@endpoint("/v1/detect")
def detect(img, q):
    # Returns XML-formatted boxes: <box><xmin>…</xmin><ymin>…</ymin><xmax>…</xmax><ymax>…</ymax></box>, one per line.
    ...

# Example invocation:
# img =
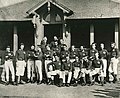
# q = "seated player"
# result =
<box><xmin>61</xmin><ymin>56</ymin><xmax>72</xmax><ymax>87</ymax></box>
<box><xmin>72</xmin><ymin>56</ymin><xmax>82</xmax><ymax>86</ymax></box>
<box><xmin>89</xmin><ymin>53</ymin><xmax>104</xmax><ymax>86</ymax></box>
<box><xmin>47</xmin><ymin>56</ymin><xmax>62</xmax><ymax>86</ymax></box>
<box><xmin>80</xmin><ymin>56</ymin><xmax>92</xmax><ymax>86</ymax></box>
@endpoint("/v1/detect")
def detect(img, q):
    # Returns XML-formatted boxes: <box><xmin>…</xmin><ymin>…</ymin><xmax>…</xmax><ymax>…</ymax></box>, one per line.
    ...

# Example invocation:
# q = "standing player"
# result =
<box><xmin>34</xmin><ymin>46</ymin><xmax>43</xmax><ymax>84</ymax></box>
<box><xmin>27</xmin><ymin>45</ymin><xmax>36</xmax><ymax>83</ymax></box>
<box><xmin>4</xmin><ymin>46</ymin><xmax>16</xmax><ymax>85</ymax></box>
<box><xmin>99</xmin><ymin>43</ymin><xmax>108</xmax><ymax>83</ymax></box>
<box><xmin>44</xmin><ymin>45</ymin><xmax>53</xmax><ymax>79</ymax></box>
<box><xmin>15</xmin><ymin>43</ymin><xmax>27</xmax><ymax>85</ymax></box>
<box><xmin>78</xmin><ymin>45</ymin><xmax>88</xmax><ymax>60</ymax></box>
<box><xmin>108</xmin><ymin>42</ymin><xmax>119</xmax><ymax>83</ymax></box>
<box><xmin>89</xmin><ymin>43</ymin><xmax>98</xmax><ymax>61</ymax></box>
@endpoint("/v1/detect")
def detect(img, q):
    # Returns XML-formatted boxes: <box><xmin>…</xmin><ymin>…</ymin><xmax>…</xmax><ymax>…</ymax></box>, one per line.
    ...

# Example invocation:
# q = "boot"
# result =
<box><xmin>81</xmin><ymin>77</ymin><xmax>86</xmax><ymax>86</ymax></box>
<box><xmin>111</xmin><ymin>73</ymin><xmax>117</xmax><ymax>83</ymax></box>
<box><xmin>5</xmin><ymin>81</ymin><xmax>9</xmax><ymax>86</ymax></box>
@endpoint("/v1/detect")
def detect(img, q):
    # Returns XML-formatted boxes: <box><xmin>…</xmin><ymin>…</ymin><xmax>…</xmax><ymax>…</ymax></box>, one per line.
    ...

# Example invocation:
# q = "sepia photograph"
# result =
<box><xmin>0</xmin><ymin>0</ymin><xmax>120</xmax><ymax>98</ymax></box>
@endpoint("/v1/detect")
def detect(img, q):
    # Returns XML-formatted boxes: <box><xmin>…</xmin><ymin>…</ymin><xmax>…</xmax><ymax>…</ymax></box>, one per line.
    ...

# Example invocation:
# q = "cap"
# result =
<box><xmin>7</xmin><ymin>46</ymin><xmax>10</xmax><ymax>48</ymax></box>
<box><xmin>20</xmin><ymin>43</ymin><xmax>24</xmax><ymax>45</ymax></box>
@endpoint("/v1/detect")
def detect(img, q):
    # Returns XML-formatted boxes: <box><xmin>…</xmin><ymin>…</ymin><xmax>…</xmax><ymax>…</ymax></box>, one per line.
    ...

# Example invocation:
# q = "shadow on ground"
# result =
<box><xmin>92</xmin><ymin>83</ymin><xmax>120</xmax><ymax>98</ymax></box>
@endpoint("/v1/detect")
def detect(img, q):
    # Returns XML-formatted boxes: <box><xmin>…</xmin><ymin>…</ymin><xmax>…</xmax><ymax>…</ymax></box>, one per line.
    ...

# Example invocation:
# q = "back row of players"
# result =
<box><xmin>2</xmin><ymin>36</ymin><xmax>119</xmax><ymax>86</ymax></box>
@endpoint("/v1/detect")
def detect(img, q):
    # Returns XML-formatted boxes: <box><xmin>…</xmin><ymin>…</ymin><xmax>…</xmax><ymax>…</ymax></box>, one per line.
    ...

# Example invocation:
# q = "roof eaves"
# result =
<box><xmin>26</xmin><ymin>0</ymin><xmax>48</xmax><ymax>14</ymax></box>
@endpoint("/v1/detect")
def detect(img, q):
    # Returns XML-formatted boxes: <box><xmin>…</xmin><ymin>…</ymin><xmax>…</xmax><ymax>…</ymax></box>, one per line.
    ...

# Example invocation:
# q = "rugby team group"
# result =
<box><xmin>0</xmin><ymin>36</ymin><xmax>119</xmax><ymax>87</ymax></box>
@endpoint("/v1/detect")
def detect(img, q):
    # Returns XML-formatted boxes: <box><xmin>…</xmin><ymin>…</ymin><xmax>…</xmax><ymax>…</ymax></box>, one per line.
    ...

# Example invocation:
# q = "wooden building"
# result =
<box><xmin>0</xmin><ymin>0</ymin><xmax>120</xmax><ymax>53</ymax></box>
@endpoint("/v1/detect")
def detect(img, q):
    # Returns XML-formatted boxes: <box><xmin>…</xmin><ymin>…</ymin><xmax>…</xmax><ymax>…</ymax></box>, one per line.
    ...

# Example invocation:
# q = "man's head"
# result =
<box><xmin>31</xmin><ymin>45</ymin><xmax>35</xmax><ymax>50</ymax></box>
<box><xmin>100</xmin><ymin>43</ymin><xmax>104</xmax><ymax>49</ymax></box>
<box><xmin>6</xmin><ymin>46</ymin><xmax>10</xmax><ymax>52</ymax></box>
<box><xmin>20</xmin><ymin>43</ymin><xmax>24</xmax><ymax>50</ymax></box>
<box><xmin>91</xmin><ymin>43</ymin><xmax>96</xmax><ymax>49</ymax></box>
<box><xmin>63</xmin><ymin>45</ymin><xmax>67</xmax><ymax>51</ymax></box>
<box><xmin>75</xmin><ymin>56</ymin><xmax>79</xmax><ymax>62</ymax></box>
<box><xmin>37</xmin><ymin>46</ymin><xmax>41</xmax><ymax>52</ymax></box>
<box><xmin>71</xmin><ymin>45</ymin><xmax>75</xmax><ymax>51</ymax></box>
<box><xmin>111</xmin><ymin>42</ymin><xmax>116</xmax><ymax>48</ymax></box>
<box><xmin>95</xmin><ymin>52</ymin><xmax>99</xmax><ymax>58</ymax></box>
<box><xmin>60</xmin><ymin>39</ymin><xmax>64</xmax><ymax>44</ymax></box>
<box><xmin>54</xmin><ymin>36</ymin><xmax>58</xmax><ymax>41</ymax></box>
<box><xmin>54</xmin><ymin>41</ymin><xmax>58</xmax><ymax>46</ymax></box>
<box><xmin>54</xmin><ymin>56</ymin><xmax>60</xmax><ymax>61</ymax></box>
<box><xmin>80</xmin><ymin>45</ymin><xmax>84</xmax><ymax>50</ymax></box>
<box><xmin>46</xmin><ymin>45</ymin><xmax>50</xmax><ymax>50</ymax></box>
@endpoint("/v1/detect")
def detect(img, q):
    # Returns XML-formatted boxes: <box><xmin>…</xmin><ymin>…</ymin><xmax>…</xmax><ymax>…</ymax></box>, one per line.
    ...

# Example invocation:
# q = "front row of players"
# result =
<box><xmin>2</xmin><ymin>42</ymin><xmax>119</xmax><ymax>87</ymax></box>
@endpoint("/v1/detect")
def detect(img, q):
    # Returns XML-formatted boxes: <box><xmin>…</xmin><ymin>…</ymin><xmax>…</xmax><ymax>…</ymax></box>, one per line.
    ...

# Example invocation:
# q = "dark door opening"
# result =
<box><xmin>70</xmin><ymin>20</ymin><xmax>90</xmax><ymax>48</ymax></box>
<box><xmin>0</xmin><ymin>22</ymin><xmax>13</xmax><ymax>50</ymax></box>
<box><xmin>18</xmin><ymin>22</ymin><xmax>34</xmax><ymax>50</ymax></box>
<box><xmin>44</xmin><ymin>24</ymin><xmax>62</xmax><ymax>44</ymax></box>
<box><xmin>94</xmin><ymin>19</ymin><xmax>115</xmax><ymax>50</ymax></box>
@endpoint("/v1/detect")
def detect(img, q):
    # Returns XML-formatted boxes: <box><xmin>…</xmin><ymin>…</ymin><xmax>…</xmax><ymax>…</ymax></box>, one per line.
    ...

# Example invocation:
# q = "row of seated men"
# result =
<box><xmin>0</xmin><ymin>36</ymin><xmax>119</xmax><ymax>87</ymax></box>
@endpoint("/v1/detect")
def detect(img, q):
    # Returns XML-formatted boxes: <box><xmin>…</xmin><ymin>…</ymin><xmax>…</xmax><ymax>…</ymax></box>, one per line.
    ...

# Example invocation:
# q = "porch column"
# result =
<box><xmin>63</xmin><ymin>16</ymin><xmax>71</xmax><ymax>49</ymax></box>
<box><xmin>90</xmin><ymin>24</ymin><xmax>94</xmax><ymax>45</ymax></box>
<box><xmin>35</xmin><ymin>18</ymin><xmax>44</xmax><ymax>47</ymax></box>
<box><xmin>115</xmin><ymin>22</ymin><xmax>119</xmax><ymax>49</ymax></box>
<box><xmin>13</xmin><ymin>25</ymin><xmax>18</xmax><ymax>55</ymax></box>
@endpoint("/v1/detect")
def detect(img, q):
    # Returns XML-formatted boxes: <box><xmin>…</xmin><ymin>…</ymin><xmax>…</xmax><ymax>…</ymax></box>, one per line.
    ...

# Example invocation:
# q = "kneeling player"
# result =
<box><xmin>89</xmin><ymin>53</ymin><xmax>104</xmax><ymax>86</ymax></box>
<box><xmin>47</xmin><ymin>56</ymin><xmax>62</xmax><ymax>86</ymax></box>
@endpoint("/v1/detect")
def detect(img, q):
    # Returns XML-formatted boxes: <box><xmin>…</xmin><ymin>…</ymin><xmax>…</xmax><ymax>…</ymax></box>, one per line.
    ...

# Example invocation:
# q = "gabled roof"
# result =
<box><xmin>0</xmin><ymin>0</ymin><xmax>120</xmax><ymax>21</ymax></box>
<box><xmin>27</xmin><ymin>0</ymin><xmax>73</xmax><ymax>15</ymax></box>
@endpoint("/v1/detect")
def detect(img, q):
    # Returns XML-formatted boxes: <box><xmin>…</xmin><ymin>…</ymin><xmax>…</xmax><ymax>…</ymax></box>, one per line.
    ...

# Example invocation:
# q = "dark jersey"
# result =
<box><xmin>62</xmin><ymin>60</ymin><xmax>72</xmax><ymax>71</ymax></box>
<box><xmin>82</xmin><ymin>59</ymin><xmax>92</xmax><ymax>69</ymax></box>
<box><xmin>109</xmin><ymin>48</ymin><xmax>119</xmax><ymax>58</ymax></box>
<box><xmin>34</xmin><ymin>51</ymin><xmax>43</xmax><ymax>60</ymax></box>
<box><xmin>69</xmin><ymin>49</ymin><xmax>78</xmax><ymax>59</ymax></box>
<box><xmin>27</xmin><ymin>49</ymin><xmax>36</xmax><ymax>60</ymax></box>
<box><xmin>89</xmin><ymin>49</ymin><xmax>98</xmax><ymax>60</ymax></box>
<box><xmin>72</xmin><ymin>61</ymin><xmax>82</xmax><ymax>71</ymax></box>
<box><xmin>92</xmin><ymin>59</ymin><xmax>103</xmax><ymax>69</ymax></box>
<box><xmin>99</xmin><ymin>49</ymin><xmax>108</xmax><ymax>59</ymax></box>
<box><xmin>15</xmin><ymin>49</ymin><xmax>27</xmax><ymax>61</ymax></box>
<box><xmin>4</xmin><ymin>51</ymin><xmax>14</xmax><ymax>61</ymax></box>
<box><xmin>44</xmin><ymin>50</ymin><xmax>53</xmax><ymax>60</ymax></box>
<box><xmin>78</xmin><ymin>49</ymin><xmax>88</xmax><ymax>59</ymax></box>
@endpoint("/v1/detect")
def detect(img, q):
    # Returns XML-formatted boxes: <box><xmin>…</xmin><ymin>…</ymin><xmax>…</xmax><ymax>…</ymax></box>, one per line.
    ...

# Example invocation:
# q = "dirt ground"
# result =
<box><xmin>0</xmin><ymin>82</ymin><xmax>120</xmax><ymax>98</ymax></box>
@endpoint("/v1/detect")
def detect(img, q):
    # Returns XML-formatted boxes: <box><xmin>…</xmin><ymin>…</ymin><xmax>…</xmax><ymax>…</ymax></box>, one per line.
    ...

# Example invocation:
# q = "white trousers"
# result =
<box><xmin>73</xmin><ymin>67</ymin><xmax>80</xmax><ymax>79</ymax></box>
<box><xmin>27</xmin><ymin>60</ymin><xmax>35</xmax><ymax>79</ymax></box>
<box><xmin>4</xmin><ymin>60</ymin><xmax>15</xmax><ymax>81</ymax></box>
<box><xmin>101</xmin><ymin>59</ymin><xmax>107</xmax><ymax>77</ymax></box>
<box><xmin>62</xmin><ymin>71</ymin><xmax>72</xmax><ymax>83</ymax></box>
<box><xmin>35</xmin><ymin>60</ymin><xmax>42</xmax><ymax>81</ymax></box>
<box><xmin>108</xmin><ymin>58</ymin><xmax>119</xmax><ymax>75</ymax></box>
<box><xmin>16</xmin><ymin>61</ymin><xmax>26</xmax><ymax>76</ymax></box>
<box><xmin>45</xmin><ymin>60</ymin><xmax>52</xmax><ymax>76</ymax></box>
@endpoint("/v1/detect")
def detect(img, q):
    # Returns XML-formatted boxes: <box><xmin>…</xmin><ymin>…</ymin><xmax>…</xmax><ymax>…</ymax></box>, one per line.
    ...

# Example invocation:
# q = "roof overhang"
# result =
<box><xmin>26</xmin><ymin>0</ymin><xmax>73</xmax><ymax>16</ymax></box>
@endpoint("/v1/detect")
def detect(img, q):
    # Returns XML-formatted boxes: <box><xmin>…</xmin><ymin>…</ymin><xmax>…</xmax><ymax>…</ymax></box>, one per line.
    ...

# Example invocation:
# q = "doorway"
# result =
<box><xmin>44</xmin><ymin>24</ymin><xmax>62</xmax><ymax>44</ymax></box>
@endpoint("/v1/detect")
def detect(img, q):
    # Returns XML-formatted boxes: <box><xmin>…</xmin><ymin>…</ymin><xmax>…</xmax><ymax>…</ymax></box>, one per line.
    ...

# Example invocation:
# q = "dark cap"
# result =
<box><xmin>20</xmin><ymin>43</ymin><xmax>24</xmax><ymax>45</ymax></box>
<box><xmin>7</xmin><ymin>46</ymin><xmax>10</xmax><ymax>48</ymax></box>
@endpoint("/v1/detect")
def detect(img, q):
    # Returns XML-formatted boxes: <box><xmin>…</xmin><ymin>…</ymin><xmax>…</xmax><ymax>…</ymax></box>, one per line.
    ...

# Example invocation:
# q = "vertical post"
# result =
<box><xmin>35</xmin><ymin>18</ymin><xmax>44</xmax><ymax>47</ymax></box>
<box><xmin>90</xmin><ymin>24</ymin><xmax>94</xmax><ymax>45</ymax></box>
<box><xmin>13</xmin><ymin>25</ymin><xmax>18</xmax><ymax>55</ymax></box>
<box><xmin>115</xmin><ymin>22</ymin><xmax>119</xmax><ymax>49</ymax></box>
